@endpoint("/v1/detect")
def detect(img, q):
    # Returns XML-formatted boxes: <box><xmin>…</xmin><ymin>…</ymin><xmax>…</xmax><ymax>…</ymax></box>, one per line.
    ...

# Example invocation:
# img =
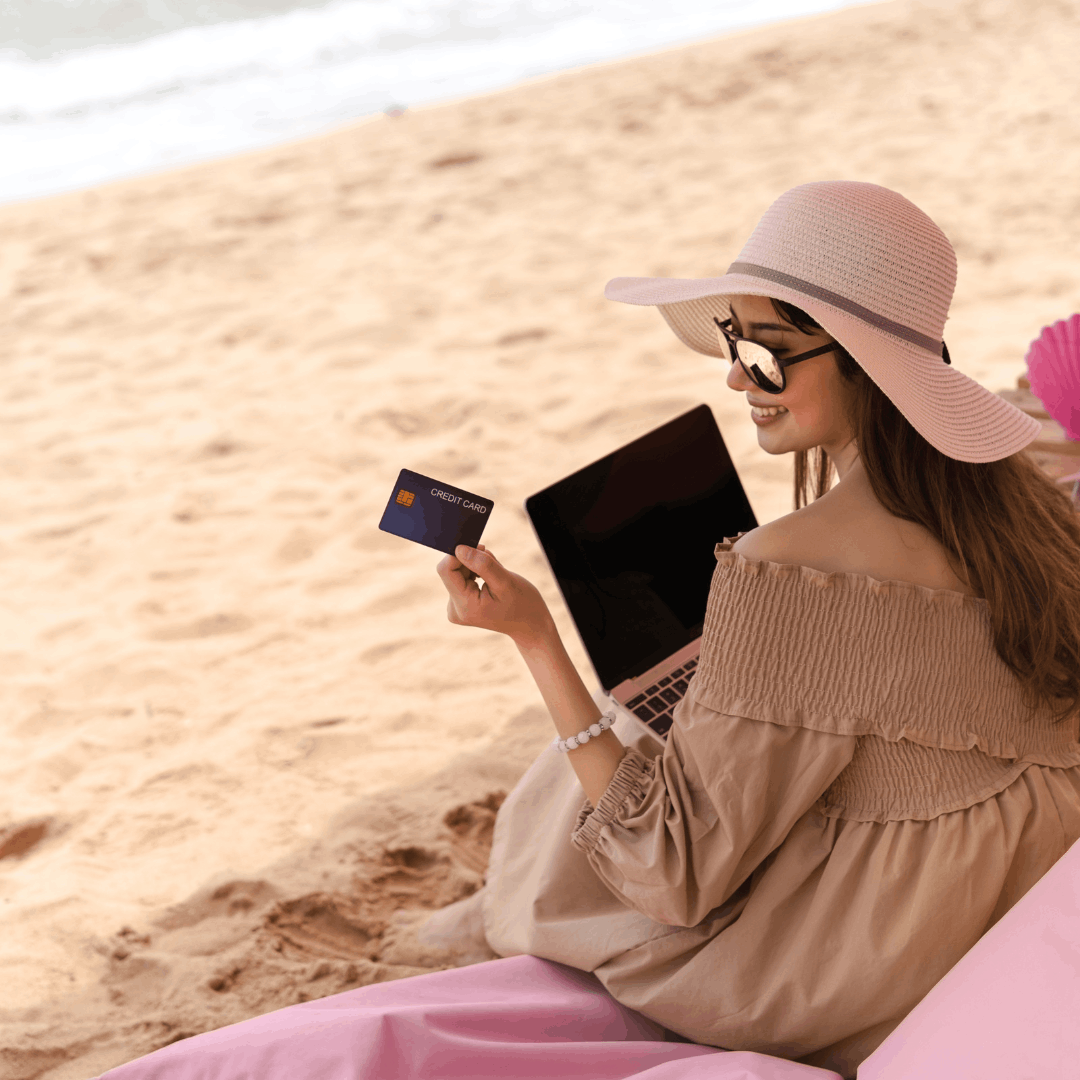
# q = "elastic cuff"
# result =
<box><xmin>569</xmin><ymin>747</ymin><xmax>655</xmax><ymax>854</ymax></box>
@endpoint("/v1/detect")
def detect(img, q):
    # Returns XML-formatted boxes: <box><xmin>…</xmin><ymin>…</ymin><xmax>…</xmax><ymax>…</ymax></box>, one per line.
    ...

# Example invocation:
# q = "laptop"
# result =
<box><xmin>523</xmin><ymin>403</ymin><xmax>758</xmax><ymax>746</ymax></box>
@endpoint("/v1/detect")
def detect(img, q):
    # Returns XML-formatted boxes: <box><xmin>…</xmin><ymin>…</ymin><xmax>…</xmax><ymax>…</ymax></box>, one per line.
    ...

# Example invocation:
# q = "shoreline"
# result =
<box><xmin>0</xmin><ymin>0</ymin><xmax>883</xmax><ymax>208</ymax></box>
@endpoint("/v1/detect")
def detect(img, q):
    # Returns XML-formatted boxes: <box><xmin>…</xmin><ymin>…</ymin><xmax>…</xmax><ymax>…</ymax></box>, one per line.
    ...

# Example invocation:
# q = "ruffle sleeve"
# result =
<box><xmin>569</xmin><ymin>686</ymin><xmax>857</xmax><ymax>928</ymax></box>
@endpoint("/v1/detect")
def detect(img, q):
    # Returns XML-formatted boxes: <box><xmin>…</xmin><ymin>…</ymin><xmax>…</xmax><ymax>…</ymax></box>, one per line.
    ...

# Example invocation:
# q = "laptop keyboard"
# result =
<box><xmin>624</xmin><ymin>657</ymin><xmax>698</xmax><ymax>739</ymax></box>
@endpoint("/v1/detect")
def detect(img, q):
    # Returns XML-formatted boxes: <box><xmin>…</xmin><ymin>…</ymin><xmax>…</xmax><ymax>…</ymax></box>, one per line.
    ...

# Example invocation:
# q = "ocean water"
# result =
<box><xmin>0</xmin><ymin>0</ymin><xmax>871</xmax><ymax>206</ymax></box>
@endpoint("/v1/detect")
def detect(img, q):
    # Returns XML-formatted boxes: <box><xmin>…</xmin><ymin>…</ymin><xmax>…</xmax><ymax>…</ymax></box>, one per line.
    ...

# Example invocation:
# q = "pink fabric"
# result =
<box><xmin>93</xmin><ymin>831</ymin><xmax>1080</xmax><ymax>1080</ymax></box>
<box><xmin>859</xmin><ymin>834</ymin><xmax>1080</xmax><ymax>1079</ymax></box>
<box><xmin>95</xmin><ymin>955</ymin><xmax>843</xmax><ymax>1080</ymax></box>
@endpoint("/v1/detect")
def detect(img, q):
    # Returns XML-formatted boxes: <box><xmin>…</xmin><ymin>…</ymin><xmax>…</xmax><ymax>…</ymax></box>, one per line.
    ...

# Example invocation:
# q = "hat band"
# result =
<box><xmin>727</xmin><ymin>261</ymin><xmax>942</xmax><ymax>354</ymax></box>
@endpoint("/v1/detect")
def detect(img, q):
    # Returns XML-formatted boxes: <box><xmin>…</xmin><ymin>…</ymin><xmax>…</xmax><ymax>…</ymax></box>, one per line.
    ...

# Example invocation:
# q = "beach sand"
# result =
<box><xmin>1</xmin><ymin>0</ymin><xmax>1079</xmax><ymax>1075</ymax></box>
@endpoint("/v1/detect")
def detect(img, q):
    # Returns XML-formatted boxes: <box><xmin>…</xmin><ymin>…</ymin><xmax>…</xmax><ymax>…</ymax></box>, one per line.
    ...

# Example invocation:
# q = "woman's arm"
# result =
<box><xmin>514</xmin><ymin>625</ymin><xmax>629</xmax><ymax>809</ymax></box>
<box><xmin>570</xmin><ymin>706</ymin><xmax>857</xmax><ymax>926</ymax></box>
<box><xmin>436</xmin><ymin>543</ymin><xmax>629</xmax><ymax>807</ymax></box>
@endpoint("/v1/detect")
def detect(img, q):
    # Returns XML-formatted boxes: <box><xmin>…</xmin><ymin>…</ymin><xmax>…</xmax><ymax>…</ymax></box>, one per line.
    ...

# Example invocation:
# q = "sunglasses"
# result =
<box><xmin>713</xmin><ymin>316</ymin><xmax>840</xmax><ymax>395</ymax></box>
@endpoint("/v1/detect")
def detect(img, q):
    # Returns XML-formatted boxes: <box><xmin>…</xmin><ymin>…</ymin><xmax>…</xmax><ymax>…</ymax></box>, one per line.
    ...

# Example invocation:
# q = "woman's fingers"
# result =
<box><xmin>436</xmin><ymin>543</ymin><xmax>549</xmax><ymax>640</ymax></box>
<box><xmin>438</xmin><ymin>545</ymin><xmax>491</xmax><ymax>624</ymax></box>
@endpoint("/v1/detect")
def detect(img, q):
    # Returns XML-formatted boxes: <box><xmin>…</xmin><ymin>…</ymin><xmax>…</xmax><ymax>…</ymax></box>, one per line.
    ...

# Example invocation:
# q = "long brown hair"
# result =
<box><xmin>773</xmin><ymin>298</ymin><xmax>1080</xmax><ymax>727</ymax></box>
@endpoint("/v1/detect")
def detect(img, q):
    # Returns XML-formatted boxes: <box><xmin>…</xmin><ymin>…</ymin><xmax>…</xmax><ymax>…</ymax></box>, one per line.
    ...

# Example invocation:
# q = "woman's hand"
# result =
<box><xmin>436</xmin><ymin>544</ymin><xmax>554</xmax><ymax>647</ymax></box>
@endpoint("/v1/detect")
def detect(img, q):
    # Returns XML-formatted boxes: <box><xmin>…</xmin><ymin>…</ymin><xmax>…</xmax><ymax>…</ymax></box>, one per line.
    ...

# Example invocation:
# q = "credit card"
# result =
<box><xmin>378</xmin><ymin>468</ymin><xmax>494</xmax><ymax>556</ymax></box>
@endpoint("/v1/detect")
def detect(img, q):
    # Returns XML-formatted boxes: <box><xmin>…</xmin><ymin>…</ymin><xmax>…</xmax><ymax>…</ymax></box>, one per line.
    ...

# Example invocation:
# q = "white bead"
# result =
<box><xmin>566</xmin><ymin>736</ymin><xmax>578</xmax><ymax>749</ymax></box>
<box><xmin>577</xmin><ymin>729</ymin><xmax>591</xmax><ymax>743</ymax></box>
<box><xmin>589</xmin><ymin>723</ymin><xmax>603</xmax><ymax>738</ymax></box>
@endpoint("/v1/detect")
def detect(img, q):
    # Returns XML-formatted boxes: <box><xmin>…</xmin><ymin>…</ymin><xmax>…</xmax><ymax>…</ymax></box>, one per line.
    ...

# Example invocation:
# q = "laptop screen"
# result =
<box><xmin>524</xmin><ymin>404</ymin><xmax>758</xmax><ymax>694</ymax></box>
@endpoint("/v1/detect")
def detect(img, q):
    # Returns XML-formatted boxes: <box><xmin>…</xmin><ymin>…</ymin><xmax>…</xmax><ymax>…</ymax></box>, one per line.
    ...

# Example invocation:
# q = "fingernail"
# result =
<box><xmin>456</xmin><ymin>545</ymin><xmax>471</xmax><ymax>559</ymax></box>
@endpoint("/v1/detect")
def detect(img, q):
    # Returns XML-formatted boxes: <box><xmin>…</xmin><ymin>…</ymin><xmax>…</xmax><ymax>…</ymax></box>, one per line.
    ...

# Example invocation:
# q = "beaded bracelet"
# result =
<box><xmin>552</xmin><ymin>709</ymin><xmax>617</xmax><ymax>753</ymax></box>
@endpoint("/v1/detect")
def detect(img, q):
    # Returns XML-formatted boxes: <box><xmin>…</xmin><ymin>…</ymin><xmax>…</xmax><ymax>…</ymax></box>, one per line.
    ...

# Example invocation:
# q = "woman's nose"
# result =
<box><xmin>726</xmin><ymin>357</ymin><xmax>751</xmax><ymax>392</ymax></box>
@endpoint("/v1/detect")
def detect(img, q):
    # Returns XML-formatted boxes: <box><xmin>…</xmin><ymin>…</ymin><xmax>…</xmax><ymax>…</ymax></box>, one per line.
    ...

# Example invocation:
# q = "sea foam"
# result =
<box><xmin>0</xmin><ymin>0</ymin><xmax>864</xmax><ymax>206</ymax></box>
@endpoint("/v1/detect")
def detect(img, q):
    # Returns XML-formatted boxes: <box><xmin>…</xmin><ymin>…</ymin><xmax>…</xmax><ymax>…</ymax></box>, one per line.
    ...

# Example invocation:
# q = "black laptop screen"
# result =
<box><xmin>524</xmin><ymin>404</ymin><xmax>758</xmax><ymax>694</ymax></box>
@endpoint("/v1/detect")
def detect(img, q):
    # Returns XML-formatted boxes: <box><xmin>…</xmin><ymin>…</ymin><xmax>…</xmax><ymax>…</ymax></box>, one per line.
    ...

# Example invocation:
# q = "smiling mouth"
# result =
<box><xmin>751</xmin><ymin>405</ymin><xmax>789</xmax><ymax>417</ymax></box>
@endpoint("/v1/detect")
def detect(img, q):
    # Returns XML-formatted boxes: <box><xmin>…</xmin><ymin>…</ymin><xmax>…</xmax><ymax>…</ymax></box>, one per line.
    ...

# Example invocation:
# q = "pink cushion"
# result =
<box><xmin>95</xmin><ymin>953</ymin><xmax>843</xmax><ymax>1080</ymax></box>
<box><xmin>629</xmin><ymin>1055</ymin><xmax>841</xmax><ymax>1079</ymax></box>
<box><xmin>93</xmin><ymin>832</ymin><xmax>1080</xmax><ymax>1080</ymax></box>
<box><xmin>859</xmin><ymin>835</ymin><xmax>1080</xmax><ymax>1079</ymax></box>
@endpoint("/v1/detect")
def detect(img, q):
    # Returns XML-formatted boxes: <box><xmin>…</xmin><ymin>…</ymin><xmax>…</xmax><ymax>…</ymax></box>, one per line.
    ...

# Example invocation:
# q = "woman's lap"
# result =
<box><xmin>95</xmin><ymin>954</ymin><xmax>725</xmax><ymax>1080</ymax></box>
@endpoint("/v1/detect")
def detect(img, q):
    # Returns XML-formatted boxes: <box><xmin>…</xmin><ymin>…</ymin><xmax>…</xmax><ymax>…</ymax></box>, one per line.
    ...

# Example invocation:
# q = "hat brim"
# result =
<box><xmin>605</xmin><ymin>273</ymin><xmax>1041</xmax><ymax>464</ymax></box>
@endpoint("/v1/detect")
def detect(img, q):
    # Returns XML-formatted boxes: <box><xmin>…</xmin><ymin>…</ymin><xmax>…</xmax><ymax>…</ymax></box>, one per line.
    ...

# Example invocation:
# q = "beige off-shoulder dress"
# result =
<box><xmin>480</xmin><ymin>533</ymin><xmax>1080</xmax><ymax>1079</ymax></box>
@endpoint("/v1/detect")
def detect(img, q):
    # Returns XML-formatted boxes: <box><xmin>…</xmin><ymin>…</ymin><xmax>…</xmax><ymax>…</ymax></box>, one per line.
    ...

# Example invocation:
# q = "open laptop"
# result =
<box><xmin>523</xmin><ymin>404</ymin><xmax>758</xmax><ymax>746</ymax></box>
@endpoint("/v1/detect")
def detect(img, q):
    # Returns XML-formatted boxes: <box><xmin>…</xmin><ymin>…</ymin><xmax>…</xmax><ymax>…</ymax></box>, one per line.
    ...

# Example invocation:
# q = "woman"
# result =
<box><xmin>98</xmin><ymin>182</ymin><xmax>1080</xmax><ymax>1080</ymax></box>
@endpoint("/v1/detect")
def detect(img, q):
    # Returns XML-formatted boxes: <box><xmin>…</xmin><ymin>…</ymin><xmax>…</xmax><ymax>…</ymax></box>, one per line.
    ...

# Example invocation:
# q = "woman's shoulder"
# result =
<box><xmin>731</xmin><ymin>495</ymin><xmax>980</xmax><ymax>599</ymax></box>
<box><xmin>729</xmin><ymin>514</ymin><xmax>805</xmax><ymax>563</ymax></box>
<box><xmin>728</xmin><ymin>505</ymin><xmax>848</xmax><ymax>577</ymax></box>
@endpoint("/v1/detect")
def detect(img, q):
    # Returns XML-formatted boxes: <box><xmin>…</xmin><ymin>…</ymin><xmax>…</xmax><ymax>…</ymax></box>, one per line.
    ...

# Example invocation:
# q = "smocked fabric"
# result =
<box><xmin>480</xmin><ymin>532</ymin><xmax>1080</xmax><ymax>1079</ymax></box>
<box><xmin>696</xmin><ymin>536</ymin><xmax>1080</xmax><ymax>766</ymax></box>
<box><xmin>819</xmin><ymin>735</ymin><xmax>1029</xmax><ymax>823</ymax></box>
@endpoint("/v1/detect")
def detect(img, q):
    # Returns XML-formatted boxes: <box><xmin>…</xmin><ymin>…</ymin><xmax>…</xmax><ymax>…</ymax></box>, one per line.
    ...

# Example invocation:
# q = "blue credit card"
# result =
<box><xmin>378</xmin><ymin>468</ymin><xmax>494</xmax><ymax>556</ymax></box>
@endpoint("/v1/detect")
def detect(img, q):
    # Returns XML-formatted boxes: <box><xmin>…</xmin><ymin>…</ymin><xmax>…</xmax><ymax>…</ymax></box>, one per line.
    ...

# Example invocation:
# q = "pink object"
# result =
<box><xmin>858</xmin><ymin>833</ymin><xmax>1080</xmax><ymax>1079</ymax></box>
<box><xmin>93</xmin><ymin>836</ymin><xmax>1080</xmax><ymax>1080</ymax></box>
<box><xmin>1026</xmin><ymin>312</ymin><xmax>1080</xmax><ymax>442</ymax></box>
<box><xmin>1025</xmin><ymin>312</ymin><xmax>1080</xmax><ymax>484</ymax></box>
<box><xmin>94</xmin><ymin>954</ymin><xmax>843</xmax><ymax>1080</ymax></box>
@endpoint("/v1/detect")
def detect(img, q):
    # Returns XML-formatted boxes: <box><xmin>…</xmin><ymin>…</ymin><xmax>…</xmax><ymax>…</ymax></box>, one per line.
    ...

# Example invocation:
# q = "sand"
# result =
<box><xmin>1</xmin><ymin>0</ymin><xmax>1079</xmax><ymax>1075</ymax></box>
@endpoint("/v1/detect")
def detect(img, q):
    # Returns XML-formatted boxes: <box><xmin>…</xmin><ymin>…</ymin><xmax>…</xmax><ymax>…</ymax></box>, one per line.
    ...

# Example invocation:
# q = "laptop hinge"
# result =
<box><xmin>609</xmin><ymin>636</ymin><xmax>702</xmax><ymax>704</ymax></box>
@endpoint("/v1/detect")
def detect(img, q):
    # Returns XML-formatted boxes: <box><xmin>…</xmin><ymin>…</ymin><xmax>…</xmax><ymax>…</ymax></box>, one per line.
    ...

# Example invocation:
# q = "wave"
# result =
<box><xmin>0</xmin><ymin>0</ymin><xmax>864</xmax><ymax>205</ymax></box>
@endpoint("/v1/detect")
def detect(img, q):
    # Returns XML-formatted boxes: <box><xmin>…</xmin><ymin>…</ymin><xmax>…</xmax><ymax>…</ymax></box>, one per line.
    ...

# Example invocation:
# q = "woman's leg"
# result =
<box><xmin>96</xmin><ymin>954</ymin><xmax>724</xmax><ymax>1080</ymax></box>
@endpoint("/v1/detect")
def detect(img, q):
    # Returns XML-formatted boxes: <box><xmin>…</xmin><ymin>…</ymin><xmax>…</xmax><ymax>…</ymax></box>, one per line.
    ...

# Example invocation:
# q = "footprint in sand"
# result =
<box><xmin>0</xmin><ymin>817</ymin><xmax>52</xmax><ymax>860</ymax></box>
<box><xmin>145</xmin><ymin>612</ymin><xmax>253</xmax><ymax>641</ymax></box>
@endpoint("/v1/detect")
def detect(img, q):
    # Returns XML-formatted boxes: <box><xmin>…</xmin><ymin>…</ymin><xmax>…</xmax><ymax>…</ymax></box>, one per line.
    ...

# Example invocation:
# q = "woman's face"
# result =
<box><xmin>724</xmin><ymin>294</ymin><xmax>860</xmax><ymax>480</ymax></box>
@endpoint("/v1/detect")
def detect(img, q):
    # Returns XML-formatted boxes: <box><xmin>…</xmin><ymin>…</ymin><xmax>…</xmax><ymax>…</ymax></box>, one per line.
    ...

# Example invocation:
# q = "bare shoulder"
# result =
<box><xmin>730</xmin><ymin>513</ymin><xmax>808</xmax><ymax>564</ymax></box>
<box><xmin>731</xmin><ymin>500</ymin><xmax>979</xmax><ymax>596</ymax></box>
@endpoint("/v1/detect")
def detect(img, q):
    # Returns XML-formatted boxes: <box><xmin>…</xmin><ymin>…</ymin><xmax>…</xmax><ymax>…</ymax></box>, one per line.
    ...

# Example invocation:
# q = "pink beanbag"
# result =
<box><xmin>859</xmin><ymin>834</ymin><xmax>1080</xmax><ymax>1079</ymax></box>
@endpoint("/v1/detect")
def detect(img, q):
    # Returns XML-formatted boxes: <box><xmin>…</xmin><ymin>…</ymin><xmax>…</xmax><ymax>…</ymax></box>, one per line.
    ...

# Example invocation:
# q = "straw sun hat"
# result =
<box><xmin>605</xmin><ymin>180</ymin><xmax>1041</xmax><ymax>463</ymax></box>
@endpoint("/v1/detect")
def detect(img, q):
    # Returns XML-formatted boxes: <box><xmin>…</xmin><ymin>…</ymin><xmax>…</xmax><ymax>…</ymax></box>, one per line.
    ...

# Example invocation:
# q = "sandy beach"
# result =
<box><xmin>2</xmin><ymin>0</ymin><xmax>1079</xmax><ymax>1075</ymax></box>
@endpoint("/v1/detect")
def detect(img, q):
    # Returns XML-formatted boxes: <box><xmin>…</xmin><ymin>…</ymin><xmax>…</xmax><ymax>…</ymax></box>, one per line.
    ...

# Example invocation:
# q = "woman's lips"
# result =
<box><xmin>751</xmin><ymin>407</ymin><xmax>788</xmax><ymax>426</ymax></box>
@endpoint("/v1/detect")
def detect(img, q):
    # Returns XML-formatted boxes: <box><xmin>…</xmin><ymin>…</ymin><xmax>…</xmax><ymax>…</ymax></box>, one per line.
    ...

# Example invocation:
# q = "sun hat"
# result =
<box><xmin>605</xmin><ymin>180</ymin><xmax>1042</xmax><ymax>463</ymax></box>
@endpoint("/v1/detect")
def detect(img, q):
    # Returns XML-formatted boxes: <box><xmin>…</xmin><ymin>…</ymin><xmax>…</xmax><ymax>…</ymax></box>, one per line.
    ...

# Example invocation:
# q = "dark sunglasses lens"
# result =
<box><xmin>714</xmin><ymin>320</ymin><xmax>784</xmax><ymax>393</ymax></box>
<box><xmin>738</xmin><ymin>340</ymin><xmax>783</xmax><ymax>392</ymax></box>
